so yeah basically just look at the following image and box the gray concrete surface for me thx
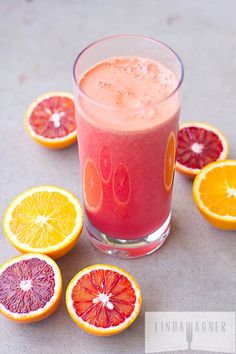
[0,1,235,353]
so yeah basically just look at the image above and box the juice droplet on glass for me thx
[83,158,103,212]
[113,164,131,205]
[99,146,112,183]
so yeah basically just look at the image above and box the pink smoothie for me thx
[76,57,180,239]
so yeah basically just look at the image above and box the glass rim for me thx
[73,34,184,111]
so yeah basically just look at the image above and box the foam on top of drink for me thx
[78,56,180,130]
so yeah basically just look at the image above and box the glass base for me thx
[86,213,171,258]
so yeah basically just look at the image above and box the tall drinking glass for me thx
[73,35,184,258]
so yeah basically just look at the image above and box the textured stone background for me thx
[0,1,235,353]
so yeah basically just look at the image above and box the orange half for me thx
[193,160,236,230]
[3,186,84,259]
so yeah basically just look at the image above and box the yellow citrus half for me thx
[193,160,236,230]
[3,186,84,259]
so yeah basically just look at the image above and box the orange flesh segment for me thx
[71,269,136,328]
[84,160,102,210]
[113,164,131,204]
[164,133,176,190]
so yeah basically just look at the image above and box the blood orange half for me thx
[176,122,229,176]
[24,92,77,149]
[0,253,62,323]
[66,264,142,336]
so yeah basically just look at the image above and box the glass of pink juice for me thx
[73,35,183,258]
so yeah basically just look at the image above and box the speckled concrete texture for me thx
[0,1,235,353]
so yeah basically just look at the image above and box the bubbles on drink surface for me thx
[80,56,178,127]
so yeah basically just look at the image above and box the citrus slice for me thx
[176,122,229,176]
[3,186,84,259]
[83,158,103,212]
[193,160,236,230]
[113,164,131,205]
[99,146,112,183]
[24,92,77,149]
[0,253,62,323]
[164,132,176,191]
[66,264,142,336]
